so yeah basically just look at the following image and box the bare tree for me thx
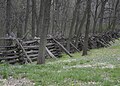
[82,0,92,56]
[98,0,108,32]
[111,0,119,30]
[31,0,36,38]
[36,0,44,37]
[37,0,51,64]
[24,0,30,35]
[6,0,11,36]
[67,0,81,51]
[92,0,99,34]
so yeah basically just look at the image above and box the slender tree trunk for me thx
[74,11,80,36]
[82,0,91,56]
[6,0,11,36]
[75,9,87,48]
[6,0,12,46]
[67,0,81,51]
[17,16,23,38]
[107,1,113,30]
[31,0,36,38]
[92,0,99,34]
[24,0,30,35]
[98,0,108,33]
[0,1,5,46]
[36,0,44,37]
[111,0,119,30]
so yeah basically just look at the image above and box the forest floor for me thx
[0,39,120,86]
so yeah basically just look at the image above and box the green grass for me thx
[0,39,120,86]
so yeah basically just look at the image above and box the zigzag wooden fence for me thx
[0,29,120,64]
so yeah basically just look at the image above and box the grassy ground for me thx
[0,40,120,86]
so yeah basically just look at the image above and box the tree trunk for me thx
[6,0,11,36]
[37,0,51,64]
[36,0,44,37]
[82,0,91,56]
[98,0,108,33]
[67,0,81,51]
[31,0,36,38]
[6,0,12,46]
[75,9,87,48]
[24,0,30,35]
[92,0,99,34]
[111,0,119,30]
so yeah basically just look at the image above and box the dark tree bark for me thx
[75,9,87,48]
[67,0,81,51]
[37,0,51,64]
[5,0,12,46]
[6,0,11,36]
[82,0,92,56]
[17,15,23,38]
[111,0,119,30]
[24,0,30,35]
[31,0,36,38]
[36,0,44,37]
[92,0,99,34]
[0,0,5,46]
[98,0,108,33]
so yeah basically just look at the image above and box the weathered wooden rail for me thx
[0,37,62,64]
[0,29,120,64]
